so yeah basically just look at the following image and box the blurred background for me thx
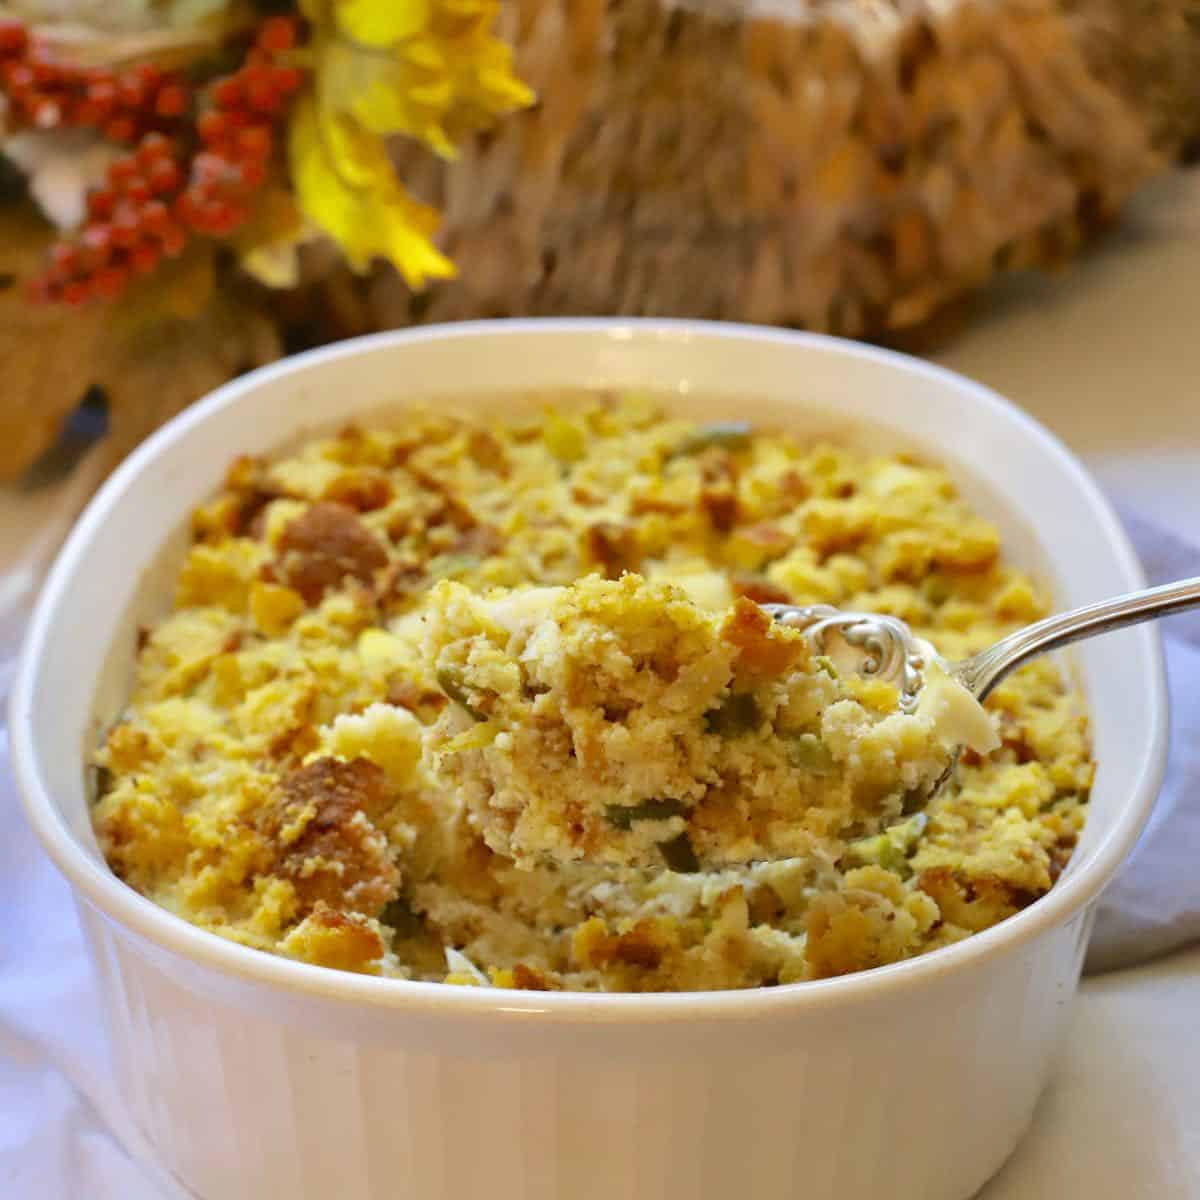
[2,3,1200,1195]
[3,0,1198,710]
[0,0,1197,494]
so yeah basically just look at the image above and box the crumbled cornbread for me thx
[93,396,1092,989]
[421,575,986,871]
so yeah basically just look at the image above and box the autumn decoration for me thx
[0,0,1197,484]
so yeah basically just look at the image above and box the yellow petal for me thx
[398,40,446,71]
[289,95,455,287]
[319,105,385,189]
[407,79,455,109]
[319,39,430,141]
[384,219,456,288]
[335,0,430,45]
[477,66,535,110]
[290,96,367,271]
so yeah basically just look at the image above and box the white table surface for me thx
[3,170,1199,1198]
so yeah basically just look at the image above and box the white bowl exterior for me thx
[80,897,1095,1200]
[12,322,1166,1200]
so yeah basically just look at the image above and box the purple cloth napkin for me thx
[1085,508,1200,972]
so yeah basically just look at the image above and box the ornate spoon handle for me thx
[764,575,1200,710]
[952,575,1200,701]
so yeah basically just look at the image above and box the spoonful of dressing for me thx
[421,573,1198,873]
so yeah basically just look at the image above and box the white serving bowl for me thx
[11,321,1166,1200]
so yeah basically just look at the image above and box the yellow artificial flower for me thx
[290,95,454,286]
[287,0,533,288]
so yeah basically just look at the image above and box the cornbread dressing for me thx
[422,575,995,871]
[93,396,1093,990]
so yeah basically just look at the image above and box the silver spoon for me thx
[763,574,1200,798]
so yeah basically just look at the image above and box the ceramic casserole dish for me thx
[11,320,1167,1200]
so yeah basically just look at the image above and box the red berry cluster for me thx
[23,16,305,305]
[0,20,191,142]
[176,17,304,237]
[29,133,188,304]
